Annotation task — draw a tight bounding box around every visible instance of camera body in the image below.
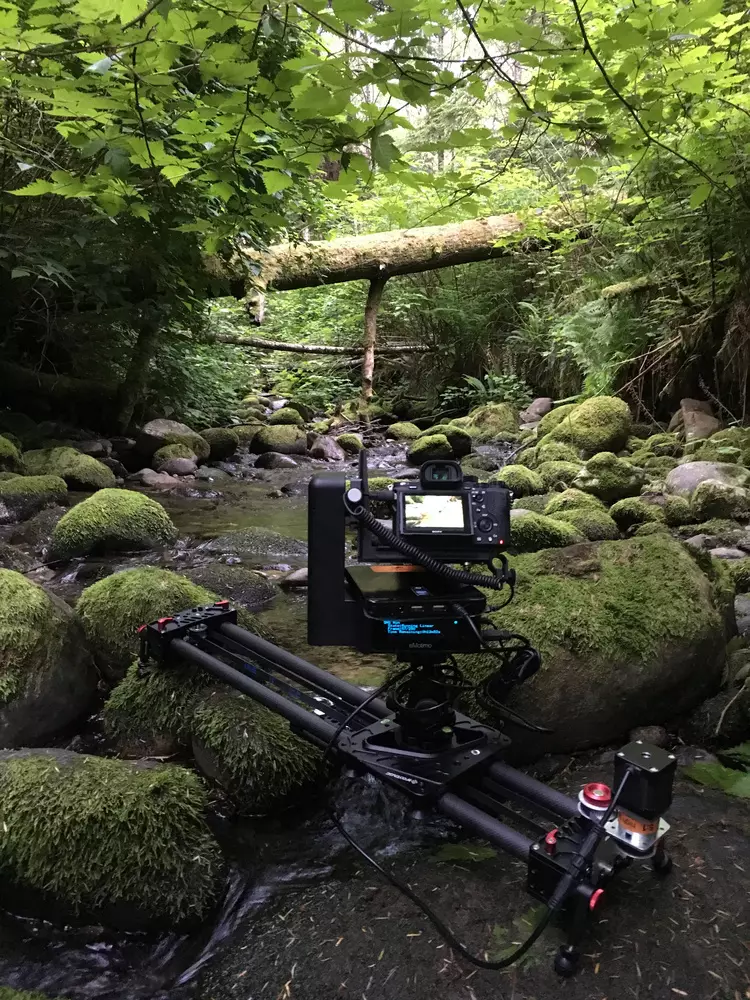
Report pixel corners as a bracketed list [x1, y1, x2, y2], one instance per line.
[308, 454, 512, 655]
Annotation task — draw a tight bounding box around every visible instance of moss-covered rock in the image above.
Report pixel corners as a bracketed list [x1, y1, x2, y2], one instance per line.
[0, 475, 67, 523]
[465, 403, 518, 440]
[251, 425, 307, 455]
[609, 497, 666, 531]
[642, 433, 683, 457]
[417, 424, 472, 457]
[23, 447, 116, 491]
[510, 513, 585, 553]
[543, 489, 606, 515]
[406, 433, 453, 463]
[662, 494, 694, 527]
[691, 479, 750, 521]
[50, 489, 178, 561]
[0, 749, 222, 928]
[547, 396, 632, 456]
[153, 442, 196, 468]
[200, 527, 307, 561]
[0, 989, 64, 1000]
[0, 412, 38, 447]
[535, 460, 584, 491]
[677, 517, 743, 539]
[0, 572, 97, 747]
[573, 452, 647, 503]
[461, 453, 498, 473]
[535, 440, 581, 465]
[461, 535, 728, 757]
[386, 421, 422, 441]
[514, 446, 538, 469]
[233, 422, 264, 444]
[552, 508, 621, 541]
[268, 407, 304, 426]
[632, 522, 670, 537]
[728, 560, 750, 594]
[511, 493, 554, 514]
[665, 460, 750, 496]
[163, 431, 210, 461]
[183, 564, 277, 610]
[336, 433, 363, 454]
[0, 435, 22, 472]
[632, 454, 680, 476]
[200, 427, 240, 461]
[684, 438, 742, 464]
[191, 690, 322, 814]
[80, 566, 270, 681]
[491, 465, 544, 497]
[537, 403, 579, 436]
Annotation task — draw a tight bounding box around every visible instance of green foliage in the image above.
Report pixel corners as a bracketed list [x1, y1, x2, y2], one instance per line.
[441, 374, 532, 413]
[50, 489, 178, 561]
[433, 843, 497, 864]
[0, 753, 223, 922]
[685, 762, 750, 799]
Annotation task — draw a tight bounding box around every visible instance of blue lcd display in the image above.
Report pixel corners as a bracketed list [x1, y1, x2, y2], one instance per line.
[384, 620, 443, 636]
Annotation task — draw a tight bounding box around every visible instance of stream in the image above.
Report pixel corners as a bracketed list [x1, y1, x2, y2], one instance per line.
[0, 441, 513, 1000]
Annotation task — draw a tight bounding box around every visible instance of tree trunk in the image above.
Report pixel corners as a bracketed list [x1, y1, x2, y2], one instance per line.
[115, 316, 161, 432]
[362, 276, 387, 402]
[0, 361, 115, 414]
[239, 214, 528, 292]
[204, 332, 427, 355]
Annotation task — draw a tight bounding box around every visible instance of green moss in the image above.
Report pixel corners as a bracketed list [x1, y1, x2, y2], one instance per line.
[23, 447, 115, 491]
[163, 432, 210, 461]
[269, 407, 304, 426]
[50, 489, 178, 561]
[407, 433, 453, 463]
[609, 497, 666, 531]
[491, 465, 544, 497]
[417, 423, 472, 457]
[0, 435, 22, 472]
[537, 403, 579, 436]
[511, 493, 553, 514]
[677, 518, 742, 538]
[552, 508, 621, 541]
[103, 659, 208, 746]
[386, 421, 421, 441]
[510, 513, 585, 553]
[242, 394, 265, 407]
[632, 522, 669, 536]
[81, 566, 270, 677]
[153, 442, 196, 465]
[233, 422, 264, 444]
[535, 440, 580, 464]
[543, 489, 606, 515]
[515, 447, 538, 469]
[728, 560, 750, 594]
[0, 752, 222, 924]
[642, 433, 683, 457]
[536, 460, 583, 491]
[252, 425, 306, 454]
[465, 403, 518, 440]
[573, 452, 647, 503]
[663, 494, 694, 527]
[191, 690, 322, 814]
[0, 990, 65, 1000]
[0, 571, 72, 703]
[0, 475, 67, 522]
[692, 480, 750, 521]
[633, 454, 679, 476]
[710, 427, 750, 448]
[200, 427, 240, 460]
[548, 396, 632, 456]
[368, 476, 396, 492]
[336, 433, 363, 454]
[461, 453, 497, 472]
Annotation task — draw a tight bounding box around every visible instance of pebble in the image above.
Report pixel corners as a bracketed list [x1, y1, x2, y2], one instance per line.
[708, 547, 747, 560]
[281, 568, 308, 589]
[735, 593, 750, 635]
[675, 746, 718, 767]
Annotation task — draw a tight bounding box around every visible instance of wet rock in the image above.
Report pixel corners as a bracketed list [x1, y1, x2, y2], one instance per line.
[184, 563, 277, 610]
[252, 425, 307, 456]
[681, 398, 720, 442]
[309, 435, 346, 462]
[0, 475, 68, 523]
[23, 447, 116, 491]
[199, 527, 307, 562]
[281, 567, 309, 588]
[519, 397, 554, 424]
[628, 725, 669, 747]
[727, 647, 750, 685]
[709, 547, 747, 560]
[675, 745, 717, 766]
[132, 468, 186, 489]
[77, 439, 112, 458]
[0, 572, 97, 746]
[665, 461, 749, 496]
[195, 466, 232, 481]
[685, 534, 711, 550]
[101, 456, 129, 478]
[136, 418, 203, 458]
[254, 452, 299, 470]
[110, 436, 136, 455]
[0, 748, 223, 929]
[0, 540, 33, 572]
[9, 504, 66, 554]
[735, 593, 750, 635]
[158, 457, 198, 477]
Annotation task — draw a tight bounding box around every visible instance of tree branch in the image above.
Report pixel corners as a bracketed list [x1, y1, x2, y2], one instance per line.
[205, 333, 429, 354]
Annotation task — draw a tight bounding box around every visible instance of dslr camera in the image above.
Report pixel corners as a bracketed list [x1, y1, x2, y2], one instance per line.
[308, 452, 513, 656]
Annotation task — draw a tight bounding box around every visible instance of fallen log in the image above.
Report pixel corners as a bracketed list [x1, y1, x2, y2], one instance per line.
[206, 333, 430, 355]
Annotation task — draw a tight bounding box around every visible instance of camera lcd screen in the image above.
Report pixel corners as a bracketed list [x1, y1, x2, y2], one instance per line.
[402, 493, 469, 533]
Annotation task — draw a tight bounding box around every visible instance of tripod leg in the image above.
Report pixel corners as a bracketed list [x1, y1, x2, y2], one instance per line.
[554, 893, 591, 977]
[651, 837, 673, 876]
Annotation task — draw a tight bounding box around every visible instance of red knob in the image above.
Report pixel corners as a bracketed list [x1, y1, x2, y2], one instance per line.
[582, 782, 612, 808]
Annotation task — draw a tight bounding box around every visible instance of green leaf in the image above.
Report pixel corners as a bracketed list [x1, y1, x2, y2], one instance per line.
[261, 171, 293, 195]
[684, 762, 750, 797]
[721, 743, 750, 768]
[9, 179, 55, 196]
[161, 164, 191, 185]
[433, 843, 497, 863]
[371, 131, 400, 170]
[577, 166, 598, 185]
[689, 183, 712, 208]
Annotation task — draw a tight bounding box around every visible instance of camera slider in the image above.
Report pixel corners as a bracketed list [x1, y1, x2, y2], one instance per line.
[140, 605, 676, 978]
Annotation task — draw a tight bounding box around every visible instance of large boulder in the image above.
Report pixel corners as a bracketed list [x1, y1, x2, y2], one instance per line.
[136, 419, 210, 460]
[183, 564, 277, 610]
[417, 424, 472, 458]
[510, 513, 585, 553]
[536, 460, 583, 491]
[691, 480, 750, 521]
[23, 447, 115, 491]
[336, 433, 363, 454]
[252, 425, 307, 455]
[386, 421, 421, 441]
[465, 403, 518, 440]
[573, 452, 647, 503]
[680, 398, 720, 442]
[309, 435, 346, 461]
[666, 461, 750, 497]
[407, 433, 453, 463]
[462, 535, 730, 758]
[49, 489, 178, 561]
[0, 749, 223, 928]
[0, 435, 22, 472]
[199, 527, 307, 562]
[519, 397, 553, 425]
[200, 427, 240, 461]
[77, 566, 271, 680]
[552, 508, 621, 540]
[491, 465, 544, 498]
[0, 475, 67, 523]
[268, 407, 304, 426]
[0, 572, 97, 747]
[547, 395, 631, 456]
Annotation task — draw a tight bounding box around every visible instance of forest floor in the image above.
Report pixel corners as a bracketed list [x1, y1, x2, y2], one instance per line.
[197, 761, 750, 1000]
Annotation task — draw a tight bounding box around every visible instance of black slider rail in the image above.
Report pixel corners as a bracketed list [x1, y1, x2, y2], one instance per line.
[140, 604, 632, 974]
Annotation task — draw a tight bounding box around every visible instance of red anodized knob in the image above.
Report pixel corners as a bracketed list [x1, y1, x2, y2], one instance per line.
[582, 782, 612, 808]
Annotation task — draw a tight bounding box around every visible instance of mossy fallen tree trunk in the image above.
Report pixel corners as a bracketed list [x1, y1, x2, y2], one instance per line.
[204, 333, 428, 354]
[241, 214, 528, 291]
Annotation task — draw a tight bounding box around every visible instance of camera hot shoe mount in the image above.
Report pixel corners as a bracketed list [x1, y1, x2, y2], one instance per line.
[140, 602, 677, 978]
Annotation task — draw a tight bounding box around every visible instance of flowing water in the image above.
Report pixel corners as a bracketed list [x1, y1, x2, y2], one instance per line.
[0, 440, 514, 999]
